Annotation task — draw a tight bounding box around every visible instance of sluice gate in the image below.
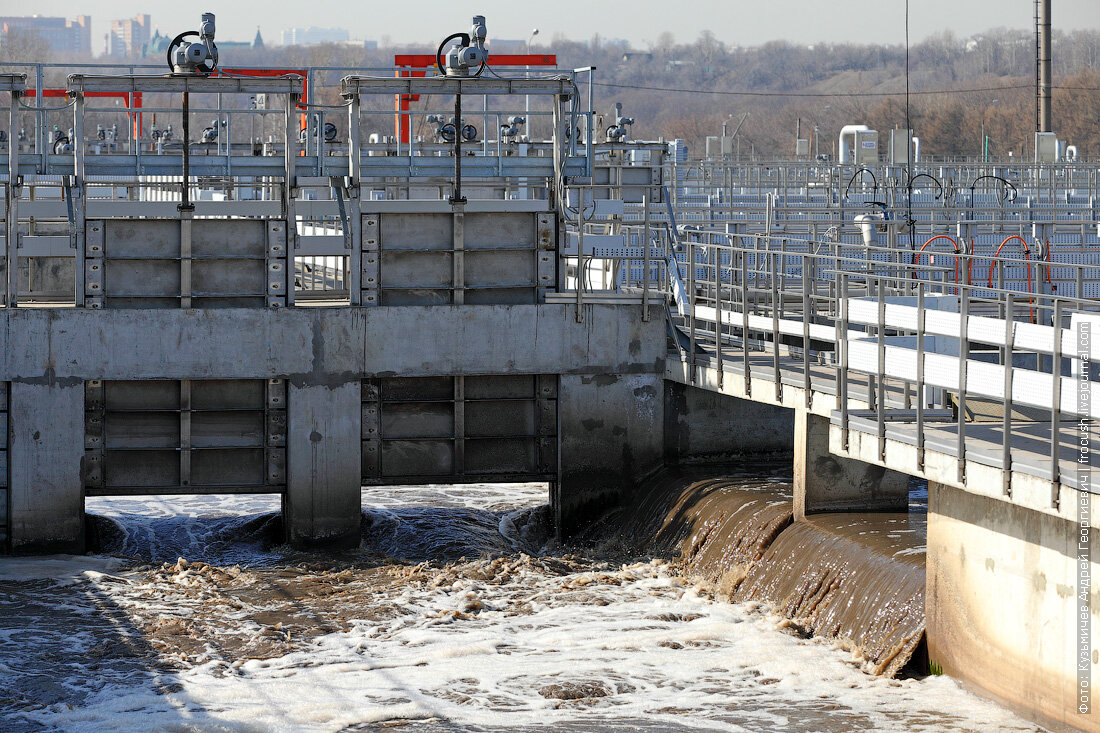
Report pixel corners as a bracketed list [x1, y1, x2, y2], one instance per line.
[0, 70, 666, 551]
[2, 51, 1100, 731]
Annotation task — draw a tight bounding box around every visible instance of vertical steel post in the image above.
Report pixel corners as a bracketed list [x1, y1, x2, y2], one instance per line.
[687, 240, 696, 383]
[877, 277, 887, 461]
[957, 284, 970, 484]
[642, 193, 650, 321]
[1003, 291, 1015, 496]
[1051, 297, 1062, 508]
[715, 242, 723, 387]
[917, 286, 926, 471]
[740, 244, 751, 396]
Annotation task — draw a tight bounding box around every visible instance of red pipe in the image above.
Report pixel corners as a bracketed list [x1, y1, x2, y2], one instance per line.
[986, 235, 1035, 322]
[391, 53, 557, 144]
[986, 235, 1033, 291]
[913, 235, 963, 289]
[26, 88, 143, 140]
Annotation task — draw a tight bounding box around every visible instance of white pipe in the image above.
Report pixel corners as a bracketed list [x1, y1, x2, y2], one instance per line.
[1066, 144, 1078, 162]
[912, 136, 920, 163]
[838, 124, 870, 163]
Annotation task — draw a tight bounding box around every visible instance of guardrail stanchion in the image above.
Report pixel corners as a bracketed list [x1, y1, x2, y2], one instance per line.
[1051, 298, 1063, 509]
[770, 248, 782, 402]
[1003, 291, 1014, 497]
[877, 275, 887, 462]
[957, 280, 969, 484]
[917, 286, 926, 472]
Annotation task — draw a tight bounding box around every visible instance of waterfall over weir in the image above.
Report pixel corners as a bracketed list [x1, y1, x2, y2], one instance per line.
[597, 467, 927, 677]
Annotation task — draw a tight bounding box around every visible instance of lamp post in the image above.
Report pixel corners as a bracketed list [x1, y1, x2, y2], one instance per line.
[526, 28, 539, 139]
[981, 99, 999, 163]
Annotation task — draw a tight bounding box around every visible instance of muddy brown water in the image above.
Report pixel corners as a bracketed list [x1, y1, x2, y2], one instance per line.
[0, 472, 1040, 731]
[590, 466, 927, 676]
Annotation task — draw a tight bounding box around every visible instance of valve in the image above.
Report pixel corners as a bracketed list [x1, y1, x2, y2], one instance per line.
[427, 114, 477, 143]
[436, 16, 488, 77]
[500, 115, 525, 141]
[52, 126, 72, 154]
[605, 102, 634, 142]
[167, 13, 219, 75]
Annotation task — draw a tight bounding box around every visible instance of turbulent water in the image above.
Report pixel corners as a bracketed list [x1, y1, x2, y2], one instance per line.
[0, 476, 1042, 731]
[599, 467, 927, 676]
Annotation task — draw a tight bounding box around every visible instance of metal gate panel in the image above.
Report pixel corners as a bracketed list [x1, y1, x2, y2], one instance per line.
[378, 212, 451, 306]
[361, 374, 556, 484]
[99, 219, 271, 308]
[375, 210, 548, 306]
[464, 213, 536, 249]
[86, 378, 285, 495]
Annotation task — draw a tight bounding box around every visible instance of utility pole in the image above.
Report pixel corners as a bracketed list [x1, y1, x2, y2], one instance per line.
[1037, 0, 1052, 132]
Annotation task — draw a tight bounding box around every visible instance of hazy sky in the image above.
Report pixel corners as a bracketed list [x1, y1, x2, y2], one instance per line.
[20, 0, 1100, 51]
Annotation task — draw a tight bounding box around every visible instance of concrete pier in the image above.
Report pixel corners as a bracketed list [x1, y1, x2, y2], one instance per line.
[285, 381, 362, 549]
[9, 381, 85, 554]
[556, 373, 665, 536]
[663, 382, 794, 464]
[794, 410, 908, 519]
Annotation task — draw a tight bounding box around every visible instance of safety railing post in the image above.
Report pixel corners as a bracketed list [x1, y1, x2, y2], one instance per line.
[876, 275, 887, 461]
[1003, 291, 1014, 497]
[740, 244, 752, 396]
[687, 239, 696, 384]
[839, 271, 850, 449]
[770, 248, 782, 401]
[916, 286, 926, 471]
[715, 243, 723, 386]
[802, 252, 812, 407]
[1051, 298, 1063, 509]
[642, 193, 651, 321]
[957, 282, 969, 484]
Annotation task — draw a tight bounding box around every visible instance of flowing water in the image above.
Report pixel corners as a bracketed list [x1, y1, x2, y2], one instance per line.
[0, 473, 1043, 731]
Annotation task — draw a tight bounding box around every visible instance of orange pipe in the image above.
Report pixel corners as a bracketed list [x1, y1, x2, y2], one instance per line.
[913, 235, 963, 288]
[986, 235, 1032, 291]
[985, 235, 1034, 322]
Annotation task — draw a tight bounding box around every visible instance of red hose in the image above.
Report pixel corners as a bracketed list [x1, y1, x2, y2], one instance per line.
[985, 235, 1035, 322]
[986, 235, 1032, 291]
[913, 235, 962, 290]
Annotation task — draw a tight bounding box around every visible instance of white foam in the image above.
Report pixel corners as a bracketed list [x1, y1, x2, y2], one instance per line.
[3, 485, 1043, 732]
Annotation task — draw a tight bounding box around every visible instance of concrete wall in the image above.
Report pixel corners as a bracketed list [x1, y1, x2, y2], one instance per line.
[794, 410, 908, 519]
[927, 481, 1100, 732]
[285, 381, 362, 549]
[8, 381, 85, 553]
[663, 382, 794, 464]
[0, 303, 665, 552]
[0, 304, 663, 381]
[557, 373, 665, 537]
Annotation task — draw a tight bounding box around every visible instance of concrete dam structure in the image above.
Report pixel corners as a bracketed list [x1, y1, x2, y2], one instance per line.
[0, 52, 1098, 731]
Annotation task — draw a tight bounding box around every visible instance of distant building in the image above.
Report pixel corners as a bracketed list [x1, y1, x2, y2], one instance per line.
[280, 27, 349, 46]
[0, 15, 92, 55]
[108, 14, 151, 57]
[215, 27, 266, 53]
[144, 27, 265, 58]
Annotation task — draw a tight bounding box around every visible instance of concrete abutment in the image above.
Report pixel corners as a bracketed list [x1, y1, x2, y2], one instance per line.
[926, 480, 1100, 732]
[793, 409, 909, 519]
[284, 381, 363, 549]
[9, 381, 85, 554]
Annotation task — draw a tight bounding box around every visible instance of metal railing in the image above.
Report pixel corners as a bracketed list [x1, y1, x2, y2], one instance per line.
[649, 228, 1100, 502]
